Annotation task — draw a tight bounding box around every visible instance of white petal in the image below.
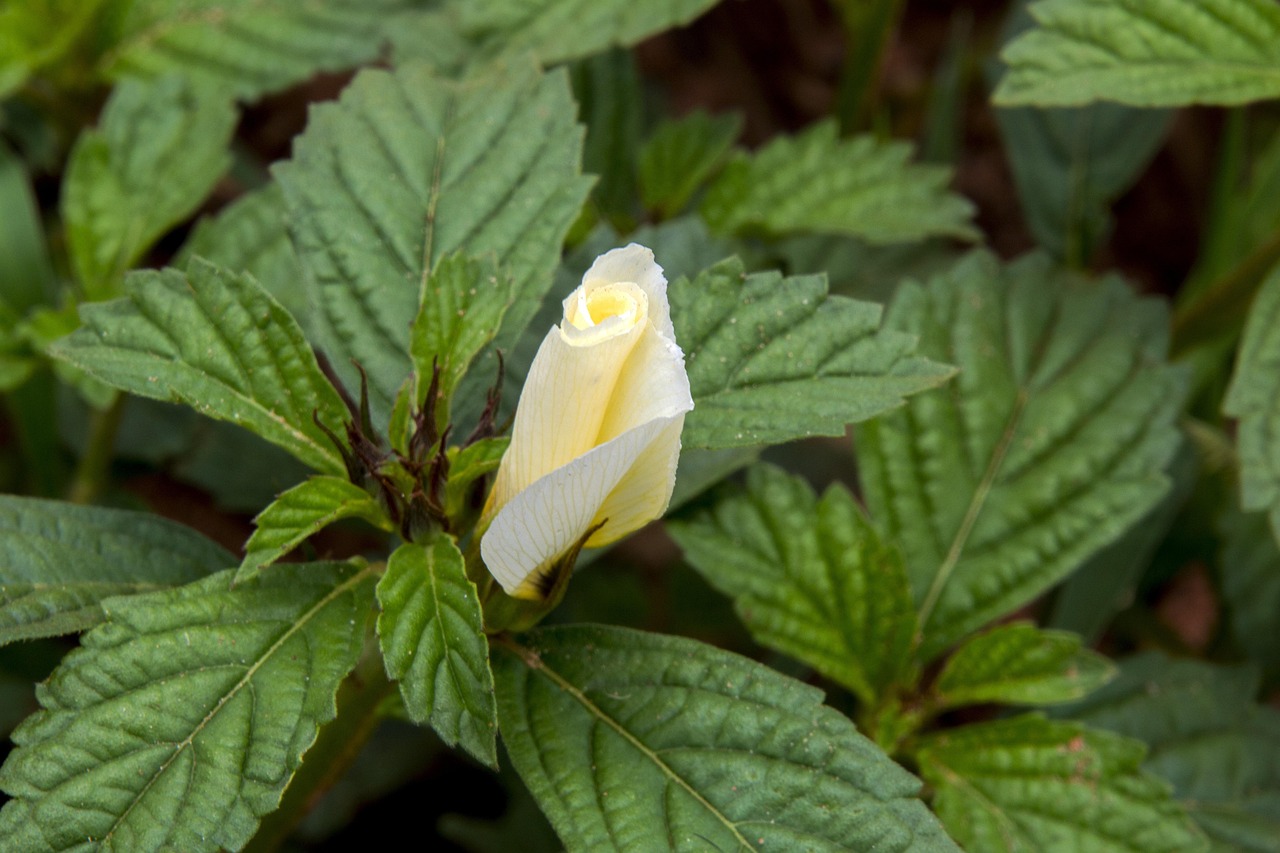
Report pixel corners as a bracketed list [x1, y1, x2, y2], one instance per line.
[596, 323, 693, 445]
[580, 243, 674, 342]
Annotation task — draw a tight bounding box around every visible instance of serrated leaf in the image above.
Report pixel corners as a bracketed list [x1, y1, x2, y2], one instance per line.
[672, 256, 956, 449]
[857, 251, 1186, 659]
[494, 624, 960, 852]
[377, 540, 497, 767]
[993, 0, 1280, 108]
[1060, 652, 1280, 852]
[180, 183, 308, 326]
[1224, 263, 1280, 546]
[572, 48, 643, 224]
[700, 120, 976, 244]
[639, 109, 742, 219]
[445, 437, 509, 521]
[0, 562, 377, 853]
[918, 713, 1206, 852]
[669, 463, 916, 703]
[1217, 504, 1280, 680]
[934, 621, 1114, 710]
[62, 75, 236, 298]
[238, 476, 392, 583]
[460, 0, 723, 64]
[50, 258, 350, 476]
[100, 0, 422, 100]
[0, 496, 232, 645]
[275, 61, 591, 426]
[410, 252, 514, 422]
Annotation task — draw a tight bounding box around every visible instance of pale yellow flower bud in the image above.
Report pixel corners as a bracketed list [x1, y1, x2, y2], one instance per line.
[481, 244, 693, 600]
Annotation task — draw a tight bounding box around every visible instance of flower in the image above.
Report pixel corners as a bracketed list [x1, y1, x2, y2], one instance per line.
[480, 244, 693, 600]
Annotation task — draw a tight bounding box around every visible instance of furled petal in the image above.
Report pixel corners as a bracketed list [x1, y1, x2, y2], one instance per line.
[579, 243, 674, 341]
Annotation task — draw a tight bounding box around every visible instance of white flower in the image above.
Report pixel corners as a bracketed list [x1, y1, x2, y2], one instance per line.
[480, 244, 693, 599]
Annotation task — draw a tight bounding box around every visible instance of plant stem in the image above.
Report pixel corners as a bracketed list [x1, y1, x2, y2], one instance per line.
[1172, 225, 1280, 355]
[833, 0, 906, 134]
[67, 391, 124, 504]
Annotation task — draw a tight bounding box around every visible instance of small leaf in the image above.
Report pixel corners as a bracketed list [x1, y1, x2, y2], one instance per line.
[857, 251, 1186, 659]
[0, 495, 232, 645]
[377, 540, 497, 767]
[50, 258, 350, 476]
[62, 76, 236, 297]
[918, 714, 1207, 852]
[494, 624, 960, 852]
[669, 463, 916, 703]
[993, 0, 1280, 107]
[700, 120, 976, 244]
[1224, 263, 1280, 546]
[275, 61, 591, 426]
[934, 621, 1114, 710]
[445, 437, 509, 522]
[639, 109, 742, 219]
[410, 252, 514, 421]
[0, 562, 377, 853]
[672, 256, 956, 449]
[238, 476, 393, 583]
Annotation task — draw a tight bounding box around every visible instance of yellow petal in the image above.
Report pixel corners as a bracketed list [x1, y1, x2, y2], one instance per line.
[580, 243, 674, 341]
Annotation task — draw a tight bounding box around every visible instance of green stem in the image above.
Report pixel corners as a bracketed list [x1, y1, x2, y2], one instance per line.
[243, 636, 395, 853]
[833, 0, 906, 134]
[67, 391, 124, 504]
[1171, 225, 1280, 355]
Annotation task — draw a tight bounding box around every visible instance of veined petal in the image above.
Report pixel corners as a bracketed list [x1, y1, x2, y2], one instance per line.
[597, 322, 693, 445]
[587, 415, 685, 548]
[482, 415, 681, 598]
[580, 243, 674, 341]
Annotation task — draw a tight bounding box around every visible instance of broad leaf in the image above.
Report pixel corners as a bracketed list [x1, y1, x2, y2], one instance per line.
[0, 496, 232, 645]
[50, 258, 350, 476]
[918, 714, 1206, 852]
[494, 624, 960, 852]
[933, 621, 1113, 710]
[377, 540, 496, 766]
[1061, 653, 1280, 852]
[672, 256, 956, 449]
[857, 251, 1186, 658]
[63, 76, 236, 298]
[101, 0, 422, 100]
[639, 110, 742, 219]
[238, 476, 393, 583]
[460, 0, 723, 64]
[669, 463, 916, 703]
[572, 48, 643, 224]
[275, 61, 591, 425]
[993, 0, 1280, 107]
[701, 120, 977, 244]
[1217, 504, 1280, 679]
[1224, 263, 1280, 546]
[0, 562, 377, 853]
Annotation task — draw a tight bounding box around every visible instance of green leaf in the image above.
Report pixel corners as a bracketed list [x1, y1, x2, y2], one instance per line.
[376, 540, 497, 767]
[0, 495, 232, 645]
[672, 256, 956, 449]
[933, 621, 1114, 710]
[460, 0, 723, 64]
[444, 437, 508, 522]
[993, 0, 1280, 108]
[1060, 652, 1280, 852]
[180, 183, 308, 327]
[275, 61, 591, 425]
[918, 714, 1206, 852]
[62, 76, 236, 298]
[857, 251, 1186, 659]
[1224, 263, 1280, 546]
[639, 110, 742, 219]
[410, 252, 514, 422]
[700, 120, 977, 244]
[0, 0, 109, 97]
[494, 624, 960, 852]
[0, 140, 55, 313]
[0, 561, 377, 853]
[668, 463, 916, 703]
[572, 48, 643, 225]
[50, 258, 351, 476]
[1217, 504, 1280, 680]
[100, 0, 423, 100]
[238, 476, 393, 583]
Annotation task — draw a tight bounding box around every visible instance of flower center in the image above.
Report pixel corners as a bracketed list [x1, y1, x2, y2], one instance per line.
[561, 281, 648, 346]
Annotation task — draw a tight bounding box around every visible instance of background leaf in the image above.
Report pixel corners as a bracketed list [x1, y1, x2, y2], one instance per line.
[50, 258, 350, 476]
[671, 256, 956, 449]
[993, 0, 1280, 107]
[494, 624, 960, 852]
[0, 140, 55, 314]
[377, 539, 497, 766]
[571, 48, 644, 226]
[639, 110, 742, 219]
[275, 61, 591, 425]
[0, 562, 377, 853]
[857, 251, 1186, 658]
[1217, 503, 1280, 681]
[0, 496, 232, 645]
[700, 120, 977, 244]
[62, 75, 236, 298]
[669, 463, 916, 704]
